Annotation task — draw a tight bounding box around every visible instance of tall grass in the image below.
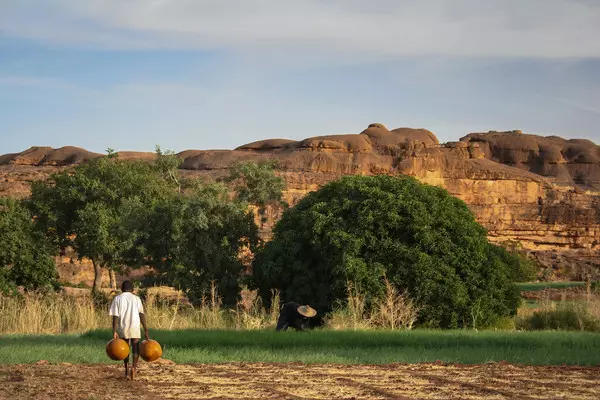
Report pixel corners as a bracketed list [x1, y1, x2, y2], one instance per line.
[326, 280, 420, 330]
[4, 283, 600, 335]
[327, 283, 370, 330]
[0, 285, 281, 334]
[0, 293, 105, 334]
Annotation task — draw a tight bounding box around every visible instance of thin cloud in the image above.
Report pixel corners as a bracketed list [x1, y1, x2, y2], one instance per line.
[1, 0, 600, 57]
[0, 76, 77, 90]
[552, 96, 600, 116]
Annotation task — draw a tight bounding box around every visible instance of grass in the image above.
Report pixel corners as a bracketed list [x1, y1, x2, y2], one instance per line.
[1, 329, 600, 366]
[2, 284, 600, 367]
[517, 282, 585, 292]
[0, 281, 421, 333]
[0, 287, 280, 334]
[522, 299, 564, 309]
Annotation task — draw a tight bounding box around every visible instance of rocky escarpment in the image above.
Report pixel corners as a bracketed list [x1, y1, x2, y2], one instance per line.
[0, 146, 103, 166]
[461, 130, 600, 189]
[1, 124, 599, 280]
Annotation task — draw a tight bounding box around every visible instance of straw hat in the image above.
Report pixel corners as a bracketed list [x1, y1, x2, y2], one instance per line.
[297, 305, 317, 318]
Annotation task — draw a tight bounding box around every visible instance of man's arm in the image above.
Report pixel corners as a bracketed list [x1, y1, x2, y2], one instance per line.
[140, 312, 149, 340]
[112, 316, 119, 339]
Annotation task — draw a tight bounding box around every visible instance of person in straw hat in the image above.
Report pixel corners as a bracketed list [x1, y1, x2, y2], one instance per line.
[276, 302, 317, 331]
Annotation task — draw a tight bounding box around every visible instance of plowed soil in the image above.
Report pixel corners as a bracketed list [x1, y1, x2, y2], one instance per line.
[0, 361, 599, 400]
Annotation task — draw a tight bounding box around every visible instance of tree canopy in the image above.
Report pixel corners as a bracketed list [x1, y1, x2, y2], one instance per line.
[0, 199, 58, 294]
[27, 152, 274, 299]
[131, 183, 259, 306]
[29, 154, 174, 292]
[252, 175, 522, 328]
[224, 160, 286, 208]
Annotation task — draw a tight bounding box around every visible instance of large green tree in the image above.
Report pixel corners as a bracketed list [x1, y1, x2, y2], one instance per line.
[29, 154, 173, 293]
[252, 175, 521, 328]
[0, 199, 58, 294]
[131, 183, 259, 306]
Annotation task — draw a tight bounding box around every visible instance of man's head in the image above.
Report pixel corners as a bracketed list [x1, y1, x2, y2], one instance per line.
[121, 280, 134, 293]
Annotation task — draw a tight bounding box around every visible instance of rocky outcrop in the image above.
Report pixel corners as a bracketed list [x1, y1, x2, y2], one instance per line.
[461, 131, 600, 189]
[0, 146, 103, 166]
[1, 124, 599, 279]
[236, 125, 600, 277]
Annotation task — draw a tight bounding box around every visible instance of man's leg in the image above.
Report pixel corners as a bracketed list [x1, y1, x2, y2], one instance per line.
[276, 313, 289, 331]
[130, 339, 140, 380]
[276, 321, 289, 331]
[123, 339, 130, 378]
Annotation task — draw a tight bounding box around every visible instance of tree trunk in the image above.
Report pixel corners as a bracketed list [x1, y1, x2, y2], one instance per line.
[109, 269, 117, 290]
[92, 260, 103, 294]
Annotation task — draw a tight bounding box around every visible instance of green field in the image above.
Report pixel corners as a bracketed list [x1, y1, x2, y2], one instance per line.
[1, 329, 600, 366]
[517, 282, 585, 292]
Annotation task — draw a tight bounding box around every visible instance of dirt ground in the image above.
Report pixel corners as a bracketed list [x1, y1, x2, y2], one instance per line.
[0, 361, 599, 400]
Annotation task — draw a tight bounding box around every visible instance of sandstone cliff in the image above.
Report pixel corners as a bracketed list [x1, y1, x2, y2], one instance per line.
[2, 124, 599, 282]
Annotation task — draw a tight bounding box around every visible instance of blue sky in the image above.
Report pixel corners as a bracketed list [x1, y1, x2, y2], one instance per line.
[1, 0, 599, 155]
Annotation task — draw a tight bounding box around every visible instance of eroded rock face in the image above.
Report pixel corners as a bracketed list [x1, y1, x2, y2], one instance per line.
[1, 125, 599, 279]
[0, 146, 103, 166]
[461, 131, 600, 189]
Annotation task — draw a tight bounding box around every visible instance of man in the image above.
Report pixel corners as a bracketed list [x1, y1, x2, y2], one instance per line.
[109, 280, 149, 380]
[276, 302, 317, 331]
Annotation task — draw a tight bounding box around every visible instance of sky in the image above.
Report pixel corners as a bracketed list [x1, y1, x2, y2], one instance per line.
[1, 0, 599, 155]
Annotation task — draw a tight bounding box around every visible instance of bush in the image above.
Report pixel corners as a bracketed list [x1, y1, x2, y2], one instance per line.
[253, 175, 521, 328]
[518, 302, 600, 332]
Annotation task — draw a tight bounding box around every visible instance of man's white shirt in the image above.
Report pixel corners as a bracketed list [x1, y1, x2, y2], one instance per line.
[109, 292, 144, 339]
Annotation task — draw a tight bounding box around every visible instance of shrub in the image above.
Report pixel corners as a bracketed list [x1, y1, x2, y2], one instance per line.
[253, 175, 521, 328]
[517, 301, 600, 332]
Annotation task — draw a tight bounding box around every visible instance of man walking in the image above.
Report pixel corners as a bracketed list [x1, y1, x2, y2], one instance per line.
[109, 280, 149, 380]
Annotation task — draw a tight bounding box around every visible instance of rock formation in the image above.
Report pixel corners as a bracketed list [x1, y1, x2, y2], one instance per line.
[461, 130, 600, 188]
[1, 124, 599, 281]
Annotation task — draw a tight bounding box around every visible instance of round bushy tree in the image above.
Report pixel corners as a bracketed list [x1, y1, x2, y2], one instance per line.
[252, 175, 521, 328]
